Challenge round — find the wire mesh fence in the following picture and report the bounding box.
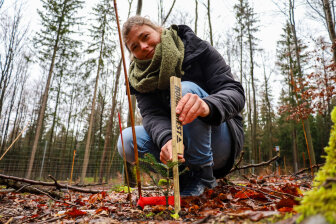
[0,140,125,185]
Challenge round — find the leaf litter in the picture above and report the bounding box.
[0,174,312,223]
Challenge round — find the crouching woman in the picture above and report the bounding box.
[117,16,245,196]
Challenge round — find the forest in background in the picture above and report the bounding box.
[0,0,335,184]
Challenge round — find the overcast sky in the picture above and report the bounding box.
[2,0,329,106]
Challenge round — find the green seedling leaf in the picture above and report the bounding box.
[112,185,134,193]
[146,212,154,217]
[170,212,179,220]
[158,179,168,187]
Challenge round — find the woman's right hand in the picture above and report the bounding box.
[176,93,210,125]
[160,139,185,164]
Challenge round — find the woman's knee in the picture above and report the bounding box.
[181,81,208,98]
[117,127,135,163]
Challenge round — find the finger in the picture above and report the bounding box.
[178,154,185,163]
[183,99,202,124]
[160,151,167,164]
[166,143,173,161]
[176,93,191,114]
[161,149,170,161]
[179,94,198,122]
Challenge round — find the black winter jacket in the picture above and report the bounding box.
[130,25,245,177]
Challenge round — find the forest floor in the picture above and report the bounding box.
[0,172,313,224]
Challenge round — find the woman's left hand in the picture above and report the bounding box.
[176,93,210,125]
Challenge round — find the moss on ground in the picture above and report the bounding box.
[295,106,336,223]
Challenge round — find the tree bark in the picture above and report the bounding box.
[26,0,68,179]
[289,0,316,166]
[136,0,142,15]
[98,60,122,183]
[262,68,273,161]
[292,124,298,172]
[303,119,316,165]
[162,0,176,25]
[194,0,198,35]
[46,75,62,176]
[247,13,258,164]
[80,18,106,184]
[0,76,18,153]
[206,0,213,46]
[322,0,336,63]
[246,80,253,165]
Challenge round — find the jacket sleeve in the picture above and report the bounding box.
[135,92,172,149]
[199,43,245,126]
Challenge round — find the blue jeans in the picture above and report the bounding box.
[118,81,232,170]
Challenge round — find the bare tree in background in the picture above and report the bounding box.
[322,0,336,62]
[0,3,29,155]
[289,0,316,166]
[0,3,27,120]
[161,0,176,25]
[245,2,260,164]
[81,0,116,184]
[27,0,83,179]
[234,0,247,84]
[202,0,213,46]
[195,0,198,35]
[306,0,336,63]
[99,60,122,183]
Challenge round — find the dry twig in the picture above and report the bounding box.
[293,164,323,176]
[229,155,279,173]
[32,186,77,206]
[0,174,104,194]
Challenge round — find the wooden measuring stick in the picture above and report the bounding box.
[170,76,183,214]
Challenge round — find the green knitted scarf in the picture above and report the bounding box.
[129,25,184,93]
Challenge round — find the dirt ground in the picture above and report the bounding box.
[0,173,312,223]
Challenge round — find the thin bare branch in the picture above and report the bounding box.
[162,0,176,25]
[293,164,323,176]
[0,173,104,193]
[229,155,279,173]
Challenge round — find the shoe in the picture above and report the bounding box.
[179,163,217,196]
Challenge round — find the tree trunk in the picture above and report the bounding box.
[263,68,273,161]
[0,10,20,117]
[206,0,213,46]
[194,0,198,35]
[26,0,68,179]
[247,80,253,165]
[80,15,106,184]
[162,0,176,25]
[9,64,27,147]
[99,60,122,183]
[247,23,258,164]
[303,119,317,165]
[292,124,298,172]
[46,74,63,172]
[1,77,18,153]
[289,0,316,166]
[322,0,336,63]
[136,0,142,15]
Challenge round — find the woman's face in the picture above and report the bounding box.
[126,25,161,60]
